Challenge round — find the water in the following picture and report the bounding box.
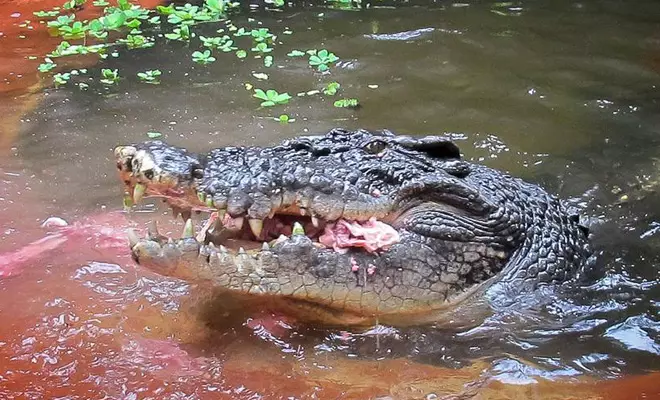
[1,0,660,398]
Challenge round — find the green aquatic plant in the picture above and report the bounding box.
[192,50,216,64]
[251,42,272,54]
[58,21,86,39]
[200,35,229,49]
[264,55,273,67]
[32,0,358,122]
[38,59,57,73]
[168,4,212,25]
[308,49,339,72]
[334,98,359,108]
[119,34,154,49]
[205,0,233,16]
[34,10,60,18]
[323,81,340,95]
[47,15,75,29]
[53,72,71,87]
[165,25,192,41]
[287,50,305,57]
[253,89,291,107]
[100,68,120,85]
[274,114,294,123]
[63,0,85,10]
[137,69,162,83]
[251,28,274,43]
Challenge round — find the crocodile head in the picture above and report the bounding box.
[114,128,590,327]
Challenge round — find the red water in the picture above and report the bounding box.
[1,1,659,399]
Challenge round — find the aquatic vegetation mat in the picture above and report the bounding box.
[31,0,360,122]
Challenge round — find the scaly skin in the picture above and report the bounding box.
[114,129,593,327]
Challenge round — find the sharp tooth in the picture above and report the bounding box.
[123,193,133,210]
[249,219,264,238]
[197,191,206,203]
[262,242,270,251]
[171,207,181,220]
[182,219,194,238]
[311,215,319,228]
[238,247,246,254]
[147,220,159,238]
[127,229,140,248]
[219,245,228,254]
[299,207,307,216]
[181,210,192,222]
[233,216,244,230]
[208,214,223,233]
[292,222,305,236]
[206,197,214,208]
[133,183,146,203]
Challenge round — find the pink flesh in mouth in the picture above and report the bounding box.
[319,218,400,254]
[196,212,400,254]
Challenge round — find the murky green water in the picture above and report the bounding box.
[4,0,660,395]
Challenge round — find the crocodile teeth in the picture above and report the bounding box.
[127,229,140,248]
[234,216,244,230]
[292,222,305,236]
[262,242,270,251]
[123,193,133,209]
[219,245,228,254]
[171,206,182,220]
[249,219,263,238]
[133,183,146,203]
[181,209,192,222]
[147,220,159,238]
[311,215,319,228]
[182,219,195,238]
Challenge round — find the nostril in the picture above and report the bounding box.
[191,167,204,179]
[144,169,154,180]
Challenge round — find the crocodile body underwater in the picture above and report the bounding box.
[114,128,593,327]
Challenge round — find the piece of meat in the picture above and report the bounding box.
[319,218,400,253]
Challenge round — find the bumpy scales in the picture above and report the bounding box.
[114,129,593,326]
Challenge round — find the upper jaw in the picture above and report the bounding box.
[114,141,397,234]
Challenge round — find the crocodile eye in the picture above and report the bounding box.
[364,140,387,154]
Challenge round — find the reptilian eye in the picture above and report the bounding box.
[363,140,387,154]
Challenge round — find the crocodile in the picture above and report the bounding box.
[114,128,593,327]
